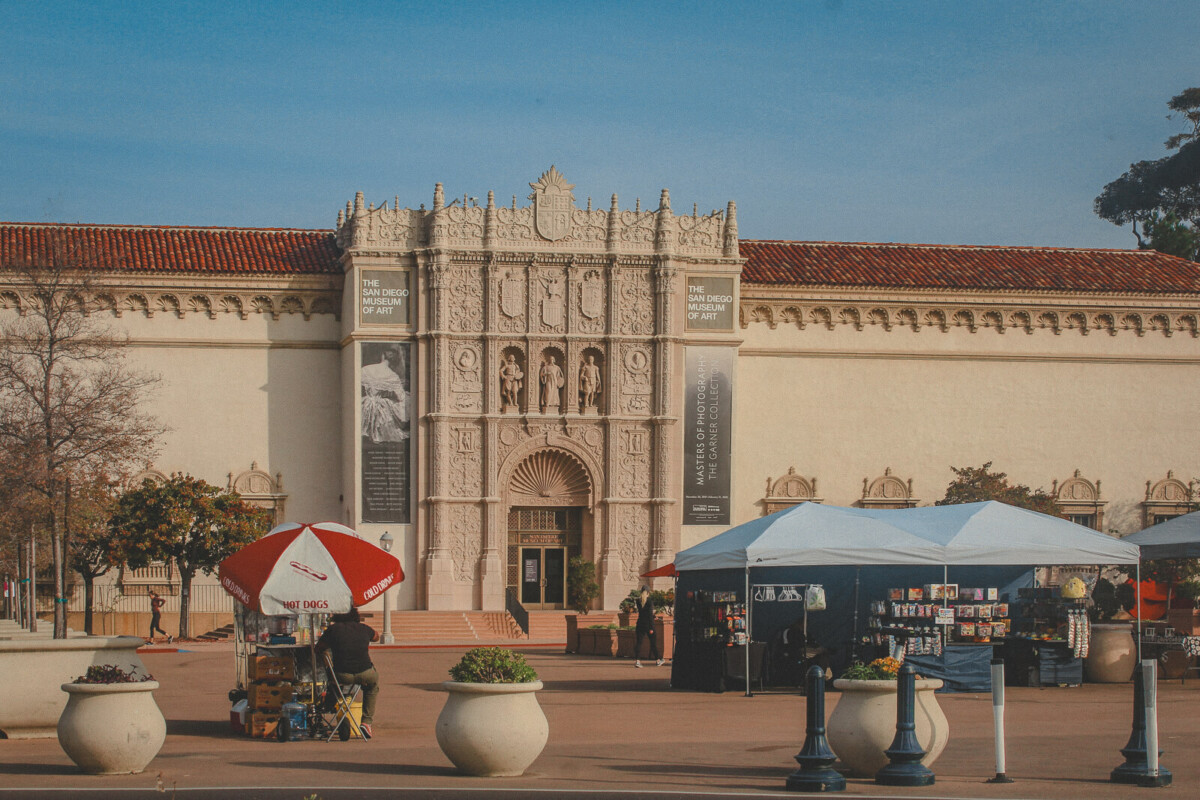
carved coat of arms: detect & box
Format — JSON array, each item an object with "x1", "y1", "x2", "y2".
[
  {"x1": 541, "y1": 274, "x2": 564, "y2": 328},
  {"x1": 580, "y1": 271, "x2": 603, "y2": 320},
  {"x1": 529, "y1": 166, "x2": 575, "y2": 242},
  {"x1": 500, "y1": 269, "x2": 523, "y2": 318}
]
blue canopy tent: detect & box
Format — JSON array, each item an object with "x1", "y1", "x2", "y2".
[
  {"x1": 671, "y1": 502, "x2": 1140, "y2": 694},
  {"x1": 1123, "y1": 512, "x2": 1200, "y2": 560}
]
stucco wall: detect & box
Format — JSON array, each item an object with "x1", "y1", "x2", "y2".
[{"x1": 725, "y1": 313, "x2": 1200, "y2": 544}]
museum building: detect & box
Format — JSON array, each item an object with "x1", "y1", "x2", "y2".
[{"x1": 4, "y1": 167, "x2": 1200, "y2": 615}]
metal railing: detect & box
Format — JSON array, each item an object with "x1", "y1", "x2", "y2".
[{"x1": 37, "y1": 583, "x2": 234, "y2": 613}]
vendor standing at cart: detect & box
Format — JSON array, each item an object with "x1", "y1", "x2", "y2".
[{"x1": 316, "y1": 607, "x2": 379, "y2": 739}]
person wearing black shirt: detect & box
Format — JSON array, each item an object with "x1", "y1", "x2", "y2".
[
  {"x1": 634, "y1": 586, "x2": 663, "y2": 667},
  {"x1": 317, "y1": 607, "x2": 379, "y2": 738}
]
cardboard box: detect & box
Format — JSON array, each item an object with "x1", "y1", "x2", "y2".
[
  {"x1": 249, "y1": 682, "x2": 293, "y2": 710},
  {"x1": 248, "y1": 656, "x2": 295, "y2": 682},
  {"x1": 248, "y1": 712, "x2": 280, "y2": 738}
]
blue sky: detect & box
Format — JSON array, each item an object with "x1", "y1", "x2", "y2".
[{"x1": 2, "y1": 1, "x2": 1197, "y2": 249}]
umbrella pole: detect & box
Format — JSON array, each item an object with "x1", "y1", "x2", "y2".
[{"x1": 745, "y1": 566, "x2": 752, "y2": 697}]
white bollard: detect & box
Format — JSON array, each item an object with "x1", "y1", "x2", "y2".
[{"x1": 987, "y1": 658, "x2": 1013, "y2": 783}]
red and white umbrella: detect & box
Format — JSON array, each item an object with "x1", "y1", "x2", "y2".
[{"x1": 218, "y1": 522, "x2": 403, "y2": 616}]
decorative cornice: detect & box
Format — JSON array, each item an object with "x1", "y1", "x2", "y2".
[{"x1": 739, "y1": 289, "x2": 1200, "y2": 338}]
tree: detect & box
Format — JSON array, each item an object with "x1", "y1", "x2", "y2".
[
  {"x1": 0, "y1": 232, "x2": 162, "y2": 637},
  {"x1": 1094, "y1": 88, "x2": 1200, "y2": 261},
  {"x1": 936, "y1": 462, "x2": 1060, "y2": 516},
  {"x1": 108, "y1": 475, "x2": 271, "y2": 639},
  {"x1": 66, "y1": 475, "x2": 122, "y2": 635}
]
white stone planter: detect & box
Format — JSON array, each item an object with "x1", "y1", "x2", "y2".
[
  {"x1": 1085, "y1": 623, "x2": 1136, "y2": 683},
  {"x1": 826, "y1": 678, "x2": 949, "y2": 777},
  {"x1": 0, "y1": 636, "x2": 147, "y2": 739},
  {"x1": 57, "y1": 681, "x2": 166, "y2": 774},
  {"x1": 435, "y1": 681, "x2": 548, "y2": 776}
]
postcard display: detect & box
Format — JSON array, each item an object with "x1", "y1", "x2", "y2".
[{"x1": 868, "y1": 584, "x2": 1010, "y2": 692}]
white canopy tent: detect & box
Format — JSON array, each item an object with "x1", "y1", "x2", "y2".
[
  {"x1": 672, "y1": 501, "x2": 1139, "y2": 695},
  {"x1": 1122, "y1": 511, "x2": 1200, "y2": 560},
  {"x1": 675, "y1": 501, "x2": 1139, "y2": 570}
]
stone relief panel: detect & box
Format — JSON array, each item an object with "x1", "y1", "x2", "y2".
[
  {"x1": 619, "y1": 342, "x2": 653, "y2": 415},
  {"x1": 450, "y1": 343, "x2": 483, "y2": 413},
  {"x1": 495, "y1": 420, "x2": 530, "y2": 466},
  {"x1": 615, "y1": 424, "x2": 652, "y2": 498},
  {"x1": 446, "y1": 265, "x2": 484, "y2": 332},
  {"x1": 564, "y1": 421, "x2": 605, "y2": 466},
  {"x1": 616, "y1": 504, "x2": 652, "y2": 581},
  {"x1": 495, "y1": 267, "x2": 526, "y2": 334},
  {"x1": 860, "y1": 467, "x2": 917, "y2": 509},
  {"x1": 574, "y1": 269, "x2": 606, "y2": 336},
  {"x1": 675, "y1": 209, "x2": 724, "y2": 255},
  {"x1": 565, "y1": 208, "x2": 608, "y2": 245},
  {"x1": 447, "y1": 504, "x2": 482, "y2": 583},
  {"x1": 535, "y1": 268, "x2": 567, "y2": 335},
  {"x1": 448, "y1": 423, "x2": 483, "y2": 497},
  {"x1": 618, "y1": 269, "x2": 655, "y2": 336},
  {"x1": 444, "y1": 205, "x2": 486, "y2": 248},
  {"x1": 619, "y1": 209, "x2": 657, "y2": 249},
  {"x1": 764, "y1": 467, "x2": 821, "y2": 515}
]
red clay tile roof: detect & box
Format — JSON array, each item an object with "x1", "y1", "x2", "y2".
[
  {"x1": 5, "y1": 223, "x2": 1200, "y2": 295},
  {"x1": 741, "y1": 240, "x2": 1200, "y2": 295},
  {"x1": 0, "y1": 222, "x2": 340, "y2": 275}
]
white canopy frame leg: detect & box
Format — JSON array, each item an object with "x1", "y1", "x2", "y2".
[
  {"x1": 1137, "y1": 561, "x2": 1143, "y2": 664},
  {"x1": 745, "y1": 566, "x2": 752, "y2": 697}
]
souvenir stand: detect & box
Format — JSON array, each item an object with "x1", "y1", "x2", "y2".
[
  {"x1": 218, "y1": 521, "x2": 404, "y2": 740},
  {"x1": 668, "y1": 501, "x2": 1140, "y2": 696}
]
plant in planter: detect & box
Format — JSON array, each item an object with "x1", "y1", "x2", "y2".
[
  {"x1": 566, "y1": 556, "x2": 601, "y2": 614},
  {"x1": 826, "y1": 658, "x2": 948, "y2": 777},
  {"x1": 435, "y1": 648, "x2": 548, "y2": 777},
  {"x1": 58, "y1": 664, "x2": 166, "y2": 775},
  {"x1": 1086, "y1": 576, "x2": 1138, "y2": 683}
]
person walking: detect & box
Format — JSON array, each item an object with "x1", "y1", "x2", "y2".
[
  {"x1": 634, "y1": 586, "x2": 663, "y2": 668},
  {"x1": 317, "y1": 607, "x2": 380, "y2": 739},
  {"x1": 148, "y1": 590, "x2": 171, "y2": 643}
]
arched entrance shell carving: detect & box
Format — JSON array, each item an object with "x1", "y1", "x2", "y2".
[{"x1": 498, "y1": 437, "x2": 603, "y2": 509}]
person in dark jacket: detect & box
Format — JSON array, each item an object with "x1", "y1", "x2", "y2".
[
  {"x1": 317, "y1": 607, "x2": 379, "y2": 738},
  {"x1": 634, "y1": 586, "x2": 663, "y2": 667}
]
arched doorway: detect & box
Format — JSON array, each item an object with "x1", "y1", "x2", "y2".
[
  {"x1": 508, "y1": 508, "x2": 582, "y2": 609},
  {"x1": 505, "y1": 447, "x2": 592, "y2": 610}
]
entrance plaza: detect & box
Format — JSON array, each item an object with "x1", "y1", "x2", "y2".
[{"x1": 1, "y1": 642, "x2": 1196, "y2": 799}]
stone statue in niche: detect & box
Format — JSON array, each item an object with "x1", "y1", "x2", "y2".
[
  {"x1": 499, "y1": 354, "x2": 523, "y2": 412},
  {"x1": 539, "y1": 354, "x2": 564, "y2": 413},
  {"x1": 579, "y1": 354, "x2": 601, "y2": 412}
]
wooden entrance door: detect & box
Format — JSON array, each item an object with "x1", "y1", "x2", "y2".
[{"x1": 508, "y1": 508, "x2": 581, "y2": 610}]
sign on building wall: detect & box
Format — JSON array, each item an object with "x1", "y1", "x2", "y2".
[
  {"x1": 359, "y1": 269, "x2": 411, "y2": 325},
  {"x1": 360, "y1": 342, "x2": 411, "y2": 523},
  {"x1": 685, "y1": 276, "x2": 736, "y2": 331},
  {"x1": 683, "y1": 346, "x2": 733, "y2": 525}
]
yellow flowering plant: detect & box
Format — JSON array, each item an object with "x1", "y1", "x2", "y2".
[{"x1": 841, "y1": 656, "x2": 902, "y2": 680}]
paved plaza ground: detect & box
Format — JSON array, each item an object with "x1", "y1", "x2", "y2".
[{"x1": 0, "y1": 641, "x2": 1196, "y2": 799}]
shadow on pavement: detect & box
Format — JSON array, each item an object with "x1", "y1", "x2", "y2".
[
  {"x1": 236, "y1": 760, "x2": 457, "y2": 778},
  {"x1": 0, "y1": 761, "x2": 78, "y2": 777},
  {"x1": 167, "y1": 719, "x2": 238, "y2": 737}
]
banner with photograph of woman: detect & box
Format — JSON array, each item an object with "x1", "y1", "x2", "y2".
[{"x1": 360, "y1": 342, "x2": 411, "y2": 523}]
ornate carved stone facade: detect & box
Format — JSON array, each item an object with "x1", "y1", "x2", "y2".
[{"x1": 338, "y1": 168, "x2": 742, "y2": 610}]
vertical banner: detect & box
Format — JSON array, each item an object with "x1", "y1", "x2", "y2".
[
  {"x1": 360, "y1": 342, "x2": 412, "y2": 523},
  {"x1": 683, "y1": 346, "x2": 733, "y2": 525}
]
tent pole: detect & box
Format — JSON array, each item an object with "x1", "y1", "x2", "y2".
[
  {"x1": 745, "y1": 565, "x2": 752, "y2": 697},
  {"x1": 851, "y1": 567, "x2": 861, "y2": 662},
  {"x1": 1136, "y1": 561, "x2": 1142, "y2": 664}
]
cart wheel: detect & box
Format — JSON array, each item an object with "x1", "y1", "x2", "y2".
[
  {"x1": 338, "y1": 719, "x2": 351, "y2": 741},
  {"x1": 277, "y1": 718, "x2": 289, "y2": 742}
]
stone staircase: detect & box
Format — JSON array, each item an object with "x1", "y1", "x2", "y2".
[
  {"x1": 0, "y1": 617, "x2": 86, "y2": 639},
  {"x1": 380, "y1": 610, "x2": 569, "y2": 644}
]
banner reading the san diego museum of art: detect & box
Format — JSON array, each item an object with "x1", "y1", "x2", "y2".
[
  {"x1": 683, "y1": 346, "x2": 733, "y2": 525},
  {"x1": 360, "y1": 341, "x2": 412, "y2": 523}
]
